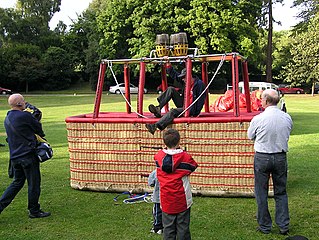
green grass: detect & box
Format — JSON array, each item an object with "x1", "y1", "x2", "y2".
[{"x1": 0, "y1": 93, "x2": 318, "y2": 240}]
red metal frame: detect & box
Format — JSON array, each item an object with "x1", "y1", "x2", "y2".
[
  {"x1": 124, "y1": 64, "x2": 131, "y2": 113},
  {"x1": 242, "y1": 61, "x2": 252, "y2": 113},
  {"x1": 201, "y1": 62, "x2": 209, "y2": 112},
  {"x1": 231, "y1": 54, "x2": 240, "y2": 117},
  {"x1": 184, "y1": 58, "x2": 192, "y2": 117},
  {"x1": 137, "y1": 62, "x2": 146, "y2": 116},
  {"x1": 93, "y1": 63, "x2": 106, "y2": 119},
  {"x1": 92, "y1": 53, "x2": 252, "y2": 119}
]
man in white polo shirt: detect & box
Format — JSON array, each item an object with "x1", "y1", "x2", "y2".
[{"x1": 248, "y1": 89, "x2": 293, "y2": 235}]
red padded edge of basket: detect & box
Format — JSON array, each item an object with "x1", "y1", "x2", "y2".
[{"x1": 65, "y1": 111, "x2": 260, "y2": 124}]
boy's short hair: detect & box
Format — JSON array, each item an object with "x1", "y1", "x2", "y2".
[{"x1": 163, "y1": 128, "x2": 180, "y2": 148}]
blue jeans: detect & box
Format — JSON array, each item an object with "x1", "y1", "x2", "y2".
[
  {"x1": 254, "y1": 152, "x2": 289, "y2": 232},
  {"x1": 0, "y1": 154, "x2": 41, "y2": 214}
]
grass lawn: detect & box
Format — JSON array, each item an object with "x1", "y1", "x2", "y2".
[{"x1": 0, "y1": 92, "x2": 318, "y2": 240}]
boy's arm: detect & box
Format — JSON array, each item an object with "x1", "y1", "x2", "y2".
[
  {"x1": 147, "y1": 170, "x2": 156, "y2": 187},
  {"x1": 176, "y1": 154, "x2": 198, "y2": 176}
]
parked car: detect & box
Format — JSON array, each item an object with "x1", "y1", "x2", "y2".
[
  {"x1": 314, "y1": 83, "x2": 319, "y2": 94},
  {"x1": 278, "y1": 85, "x2": 304, "y2": 94},
  {"x1": 0, "y1": 87, "x2": 12, "y2": 95},
  {"x1": 157, "y1": 83, "x2": 181, "y2": 94},
  {"x1": 109, "y1": 83, "x2": 147, "y2": 94}
]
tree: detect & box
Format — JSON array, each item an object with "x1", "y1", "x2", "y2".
[
  {"x1": 9, "y1": 57, "x2": 45, "y2": 93},
  {"x1": 282, "y1": 12, "x2": 319, "y2": 95},
  {"x1": 261, "y1": 0, "x2": 284, "y2": 83},
  {"x1": 16, "y1": 0, "x2": 61, "y2": 29},
  {"x1": 271, "y1": 30, "x2": 293, "y2": 82},
  {"x1": 41, "y1": 47, "x2": 72, "y2": 90},
  {"x1": 0, "y1": 43, "x2": 42, "y2": 91},
  {"x1": 0, "y1": 1, "x2": 62, "y2": 48},
  {"x1": 92, "y1": 0, "x2": 264, "y2": 90},
  {"x1": 292, "y1": 0, "x2": 319, "y2": 31}
]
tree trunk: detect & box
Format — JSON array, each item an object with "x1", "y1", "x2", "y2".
[
  {"x1": 26, "y1": 81, "x2": 29, "y2": 93},
  {"x1": 266, "y1": 0, "x2": 273, "y2": 83}
]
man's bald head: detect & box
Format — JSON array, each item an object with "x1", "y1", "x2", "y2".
[
  {"x1": 8, "y1": 93, "x2": 25, "y2": 110},
  {"x1": 262, "y1": 89, "x2": 280, "y2": 107}
]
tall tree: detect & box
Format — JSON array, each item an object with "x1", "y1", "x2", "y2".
[
  {"x1": 16, "y1": 0, "x2": 61, "y2": 29},
  {"x1": 95, "y1": 0, "x2": 262, "y2": 71},
  {"x1": 282, "y1": 12, "x2": 319, "y2": 95},
  {"x1": 263, "y1": 0, "x2": 283, "y2": 83},
  {"x1": 292, "y1": 0, "x2": 319, "y2": 30}
]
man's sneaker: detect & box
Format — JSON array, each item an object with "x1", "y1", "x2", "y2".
[
  {"x1": 146, "y1": 123, "x2": 157, "y2": 135},
  {"x1": 150, "y1": 228, "x2": 163, "y2": 235},
  {"x1": 256, "y1": 227, "x2": 270, "y2": 234},
  {"x1": 148, "y1": 104, "x2": 161, "y2": 118},
  {"x1": 29, "y1": 210, "x2": 51, "y2": 219},
  {"x1": 279, "y1": 229, "x2": 289, "y2": 235}
]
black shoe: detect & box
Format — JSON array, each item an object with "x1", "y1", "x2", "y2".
[
  {"x1": 148, "y1": 104, "x2": 161, "y2": 118},
  {"x1": 256, "y1": 227, "x2": 270, "y2": 234},
  {"x1": 279, "y1": 229, "x2": 289, "y2": 235},
  {"x1": 29, "y1": 210, "x2": 51, "y2": 218},
  {"x1": 145, "y1": 123, "x2": 157, "y2": 135}
]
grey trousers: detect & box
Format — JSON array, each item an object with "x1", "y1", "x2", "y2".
[{"x1": 162, "y1": 208, "x2": 191, "y2": 240}]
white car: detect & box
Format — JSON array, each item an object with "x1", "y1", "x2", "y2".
[{"x1": 109, "y1": 83, "x2": 147, "y2": 94}]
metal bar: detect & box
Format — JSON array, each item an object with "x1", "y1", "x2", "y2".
[
  {"x1": 137, "y1": 62, "x2": 146, "y2": 116},
  {"x1": 124, "y1": 64, "x2": 131, "y2": 114},
  {"x1": 242, "y1": 61, "x2": 252, "y2": 113},
  {"x1": 201, "y1": 62, "x2": 209, "y2": 112},
  {"x1": 231, "y1": 54, "x2": 240, "y2": 117},
  {"x1": 184, "y1": 58, "x2": 192, "y2": 117},
  {"x1": 93, "y1": 63, "x2": 107, "y2": 119},
  {"x1": 100, "y1": 52, "x2": 246, "y2": 65}
]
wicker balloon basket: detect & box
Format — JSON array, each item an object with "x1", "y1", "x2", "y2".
[{"x1": 66, "y1": 115, "x2": 272, "y2": 197}]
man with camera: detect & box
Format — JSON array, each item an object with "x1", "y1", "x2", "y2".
[{"x1": 0, "y1": 93, "x2": 50, "y2": 218}]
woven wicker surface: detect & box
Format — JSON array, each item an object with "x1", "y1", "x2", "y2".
[{"x1": 66, "y1": 121, "x2": 273, "y2": 197}]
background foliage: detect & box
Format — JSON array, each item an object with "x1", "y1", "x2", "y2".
[{"x1": 0, "y1": 0, "x2": 318, "y2": 93}]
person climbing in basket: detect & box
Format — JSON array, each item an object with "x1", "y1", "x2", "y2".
[{"x1": 145, "y1": 63, "x2": 206, "y2": 135}]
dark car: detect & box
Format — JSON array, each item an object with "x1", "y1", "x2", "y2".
[
  {"x1": 278, "y1": 85, "x2": 304, "y2": 94},
  {"x1": 0, "y1": 87, "x2": 12, "y2": 95},
  {"x1": 314, "y1": 83, "x2": 319, "y2": 94}
]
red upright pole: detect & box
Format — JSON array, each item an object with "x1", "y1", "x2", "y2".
[
  {"x1": 93, "y1": 63, "x2": 106, "y2": 119},
  {"x1": 231, "y1": 54, "x2": 240, "y2": 117},
  {"x1": 184, "y1": 58, "x2": 192, "y2": 117},
  {"x1": 201, "y1": 62, "x2": 209, "y2": 112},
  {"x1": 124, "y1": 64, "x2": 131, "y2": 114},
  {"x1": 242, "y1": 61, "x2": 252, "y2": 113},
  {"x1": 161, "y1": 65, "x2": 169, "y2": 113},
  {"x1": 137, "y1": 61, "x2": 146, "y2": 116}
]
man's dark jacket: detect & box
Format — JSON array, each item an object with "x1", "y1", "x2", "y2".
[{"x1": 5, "y1": 110, "x2": 45, "y2": 161}]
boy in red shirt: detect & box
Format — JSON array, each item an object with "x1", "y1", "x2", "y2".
[{"x1": 155, "y1": 129, "x2": 198, "y2": 239}]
